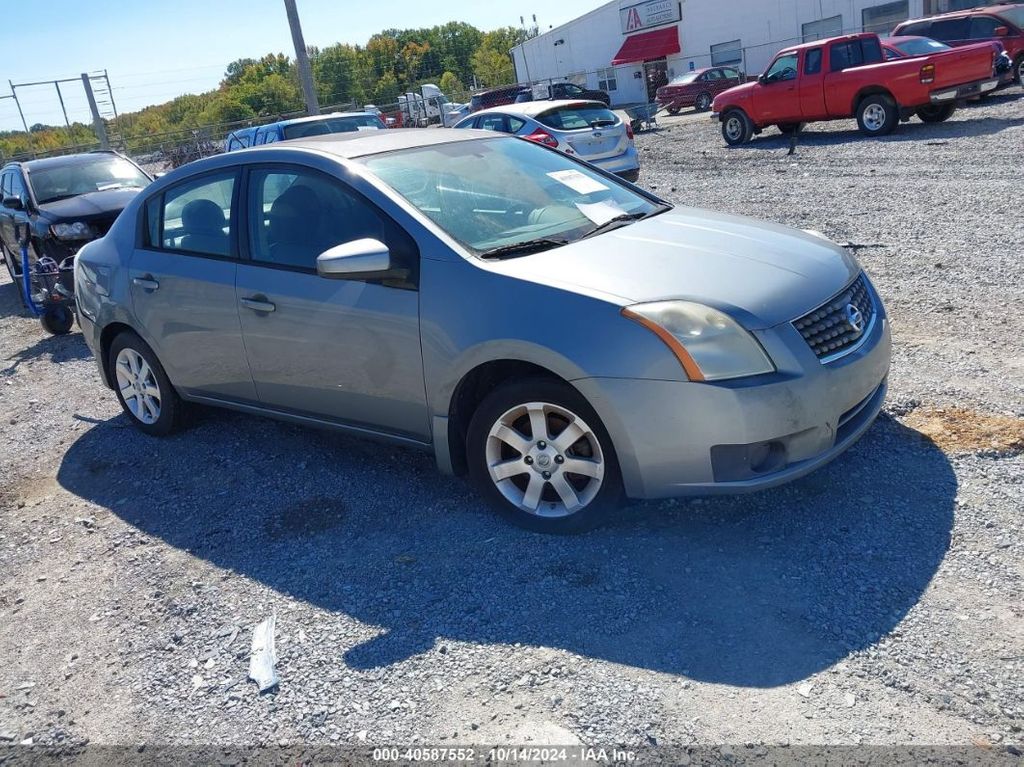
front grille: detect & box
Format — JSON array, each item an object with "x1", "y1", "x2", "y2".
[{"x1": 793, "y1": 273, "x2": 875, "y2": 362}]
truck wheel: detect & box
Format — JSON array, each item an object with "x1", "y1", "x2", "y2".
[
  {"x1": 722, "y1": 110, "x2": 753, "y2": 146},
  {"x1": 916, "y1": 104, "x2": 956, "y2": 123},
  {"x1": 695, "y1": 93, "x2": 713, "y2": 112},
  {"x1": 776, "y1": 122, "x2": 806, "y2": 135},
  {"x1": 856, "y1": 95, "x2": 898, "y2": 137}
]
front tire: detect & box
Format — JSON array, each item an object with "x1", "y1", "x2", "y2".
[
  {"x1": 916, "y1": 104, "x2": 956, "y2": 123},
  {"x1": 466, "y1": 378, "x2": 623, "y2": 533},
  {"x1": 856, "y1": 94, "x2": 898, "y2": 136},
  {"x1": 109, "y1": 331, "x2": 182, "y2": 436},
  {"x1": 721, "y1": 110, "x2": 754, "y2": 146}
]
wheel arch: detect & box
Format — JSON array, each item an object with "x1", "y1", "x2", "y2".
[
  {"x1": 852, "y1": 86, "x2": 896, "y2": 115},
  {"x1": 98, "y1": 321, "x2": 139, "y2": 389},
  {"x1": 442, "y1": 359, "x2": 573, "y2": 476}
]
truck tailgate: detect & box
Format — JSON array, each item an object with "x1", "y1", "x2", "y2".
[{"x1": 931, "y1": 43, "x2": 995, "y2": 89}]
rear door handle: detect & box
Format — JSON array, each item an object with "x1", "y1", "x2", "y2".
[
  {"x1": 132, "y1": 276, "x2": 160, "y2": 291},
  {"x1": 240, "y1": 296, "x2": 276, "y2": 313}
]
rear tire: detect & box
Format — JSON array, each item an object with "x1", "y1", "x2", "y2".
[
  {"x1": 108, "y1": 331, "x2": 182, "y2": 437},
  {"x1": 695, "y1": 92, "x2": 713, "y2": 112},
  {"x1": 1014, "y1": 55, "x2": 1024, "y2": 85},
  {"x1": 856, "y1": 94, "x2": 898, "y2": 136},
  {"x1": 916, "y1": 104, "x2": 956, "y2": 123},
  {"x1": 721, "y1": 110, "x2": 754, "y2": 146},
  {"x1": 466, "y1": 378, "x2": 623, "y2": 534}
]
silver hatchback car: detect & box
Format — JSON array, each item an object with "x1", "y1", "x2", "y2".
[
  {"x1": 454, "y1": 100, "x2": 641, "y2": 182},
  {"x1": 75, "y1": 129, "x2": 890, "y2": 533}
]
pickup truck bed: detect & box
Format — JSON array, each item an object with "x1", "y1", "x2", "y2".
[{"x1": 712, "y1": 33, "x2": 999, "y2": 145}]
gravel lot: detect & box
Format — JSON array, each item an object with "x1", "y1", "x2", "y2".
[{"x1": 1, "y1": 93, "x2": 1022, "y2": 756}]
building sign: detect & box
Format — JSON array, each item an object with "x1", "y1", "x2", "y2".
[{"x1": 620, "y1": 0, "x2": 681, "y2": 34}]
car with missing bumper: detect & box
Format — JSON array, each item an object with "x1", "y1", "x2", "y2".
[
  {"x1": 712, "y1": 32, "x2": 1002, "y2": 145},
  {"x1": 75, "y1": 129, "x2": 890, "y2": 533},
  {"x1": 453, "y1": 100, "x2": 640, "y2": 182},
  {"x1": 1, "y1": 151, "x2": 152, "y2": 307}
]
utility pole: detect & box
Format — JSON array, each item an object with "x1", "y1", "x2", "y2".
[
  {"x1": 283, "y1": 0, "x2": 320, "y2": 115},
  {"x1": 81, "y1": 73, "x2": 110, "y2": 149}
]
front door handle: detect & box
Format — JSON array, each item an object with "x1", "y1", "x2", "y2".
[
  {"x1": 241, "y1": 296, "x2": 276, "y2": 313},
  {"x1": 132, "y1": 276, "x2": 160, "y2": 291}
]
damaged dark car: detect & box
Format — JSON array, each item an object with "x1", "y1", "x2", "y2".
[{"x1": 0, "y1": 151, "x2": 152, "y2": 305}]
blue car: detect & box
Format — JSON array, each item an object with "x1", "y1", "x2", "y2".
[{"x1": 224, "y1": 112, "x2": 386, "y2": 151}]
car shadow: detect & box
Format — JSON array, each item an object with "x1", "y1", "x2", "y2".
[
  {"x1": 56, "y1": 409, "x2": 955, "y2": 687},
  {"x1": 739, "y1": 113, "x2": 1024, "y2": 150},
  {"x1": 0, "y1": 323, "x2": 91, "y2": 376},
  {"x1": 0, "y1": 275, "x2": 28, "y2": 320}
]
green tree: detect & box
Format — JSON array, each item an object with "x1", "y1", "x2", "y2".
[
  {"x1": 438, "y1": 71, "x2": 465, "y2": 99},
  {"x1": 373, "y1": 71, "x2": 401, "y2": 105},
  {"x1": 199, "y1": 95, "x2": 256, "y2": 126},
  {"x1": 313, "y1": 43, "x2": 365, "y2": 106},
  {"x1": 471, "y1": 45, "x2": 514, "y2": 87}
]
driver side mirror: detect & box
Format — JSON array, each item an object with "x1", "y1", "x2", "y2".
[
  {"x1": 994, "y1": 26, "x2": 1009, "y2": 37},
  {"x1": 316, "y1": 238, "x2": 393, "y2": 280},
  {"x1": 3, "y1": 195, "x2": 24, "y2": 211}
]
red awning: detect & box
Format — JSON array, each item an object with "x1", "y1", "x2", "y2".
[{"x1": 611, "y1": 27, "x2": 680, "y2": 65}]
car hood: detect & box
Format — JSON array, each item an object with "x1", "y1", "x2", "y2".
[
  {"x1": 37, "y1": 188, "x2": 143, "y2": 221},
  {"x1": 488, "y1": 208, "x2": 861, "y2": 329},
  {"x1": 715, "y1": 81, "x2": 756, "y2": 104}
]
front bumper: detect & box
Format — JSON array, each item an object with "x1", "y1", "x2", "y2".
[
  {"x1": 930, "y1": 77, "x2": 999, "y2": 103},
  {"x1": 573, "y1": 292, "x2": 891, "y2": 500},
  {"x1": 589, "y1": 146, "x2": 640, "y2": 175}
]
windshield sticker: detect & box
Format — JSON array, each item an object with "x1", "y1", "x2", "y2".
[
  {"x1": 546, "y1": 169, "x2": 609, "y2": 195},
  {"x1": 575, "y1": 200, "x2": 628, "y2": 225}
]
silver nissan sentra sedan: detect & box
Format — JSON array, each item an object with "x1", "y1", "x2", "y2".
[{"x1": 75, "y1": 129, "x2": 890, "y2": 533}]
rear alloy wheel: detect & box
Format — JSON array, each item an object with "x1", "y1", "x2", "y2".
[
  {"x1": 109, "y1": 332, "x2": 182, "y2": 436},
  {"x1": 856, "y1": 95, "x2": 898, "y2": 136},
  {"x1": 722, "y1": 110, "x2": 754, "y2": 146},
  {"x1": 695, "y1": 92, "x2": 713, "y2": 112},
  {"x1": 467, "y1": 379, "x2": 622, "y2": 533},
  {"x1": 916, "y1": 104, "x2": 956, "y2": 123}
]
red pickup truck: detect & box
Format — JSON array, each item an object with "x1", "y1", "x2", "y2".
[{"x1": 712, "y1": 33, "x2": 1001, "y2": 145}]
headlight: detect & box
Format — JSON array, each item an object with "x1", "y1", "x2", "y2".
[
  {"x1": 622, "y1": 301, "x2": 775, "y2": 381},
  {"x1": 51, "y1": 221, "x2": 95, "y2": 240}
]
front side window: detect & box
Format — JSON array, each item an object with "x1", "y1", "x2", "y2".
[
  {"x1": 247, "y1": 167, "x2": 388, "y2": 271},
  {"x1": 361, "y1": 136, "x2": 662, "y2": 255},
  {"x1": 931, "y1": 17, "x2": 971, "y2": 39},
  {"x1": 155, "y1": 172, "x2": 236, "y2": 257},
  {"x1": 969, "y1": 16, "x2": 1001, "y2": 38},
  {"x1": 8, "y1": 172, "x2": 27, "y2": 202},
  {"x1": 28, "y1": 157, "x2": 149, "y2": 205},
  {"x1": 764, "y1": 53, "x2": 799, "y2": 82},
  {"x1": 478, "y1": 114, "x2": 511, "y2": 133}
]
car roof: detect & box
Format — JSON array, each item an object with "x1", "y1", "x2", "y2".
[
  {"x1": 270, "y1": 112, "x2": 381, "y2": 129},
  {"x1": 471, "y1": 99, "x2": 608, "y2": 118},
  {"x1": 776, "y1": 32, "x2": 878, "y2": 56},
  {"x1": 7, "y1": 151, "x2": 124, "y2": 172},
  {"x1": 899, "y1": 4, "x2": 1018, "y2": 24},
  {"x1": 242, "y1": 127, "x2": 494, "y2": 159}
]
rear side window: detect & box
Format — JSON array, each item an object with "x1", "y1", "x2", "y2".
[
  {"x1": 897, "y1": 21, "x2": 931, "y2": 37},
  {"x1": 830, "y1": 38, "x2": 883, "y2": 71},
  {"x1": 805, "y1": 48, "x2": 823, "y2": 74},
  {"x1": 538, "y1": 105, "x2": 618, "y2": 130},
  {"x1": 931, "y1": 17, "x2": 971, "y2": 40},
  {"x1": 152, "y1": 172, "x2": 236, "y2": 257},
  {"x1": 478, "y1": 114, "x2": 510, "y2": 133}
]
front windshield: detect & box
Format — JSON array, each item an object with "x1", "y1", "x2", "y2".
[
  {"x1": 361, "y1": 137, "x2": 662, "y2": 254},
  {"x1": 284, "y1": 114, "x2": 384, "y2": 139},
  {"x1": 895, "y1": 38, "x2": 951, "y2": 55},
  {"x1": 669, "y1": 72, "x2": 700, "y2": 85},
  {"x1": 30, "y1": 157, "x2": 150, "y2": 204}
]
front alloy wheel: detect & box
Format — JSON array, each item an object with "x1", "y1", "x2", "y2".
[
  {"x1": 485, "y1": 402, "x2": 605, "y2": 517},
  {"x1": 467, "y1": 379, "x2": 622, "y2": 533}
]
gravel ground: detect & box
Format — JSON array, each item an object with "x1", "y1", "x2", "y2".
[{"x1": 0, "y1": 93, "x2": 1022, "y2": 757}]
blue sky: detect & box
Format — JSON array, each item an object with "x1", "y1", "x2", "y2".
[{"x1": 1, "y1": 0, "x2": 602, "y2": 131}]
